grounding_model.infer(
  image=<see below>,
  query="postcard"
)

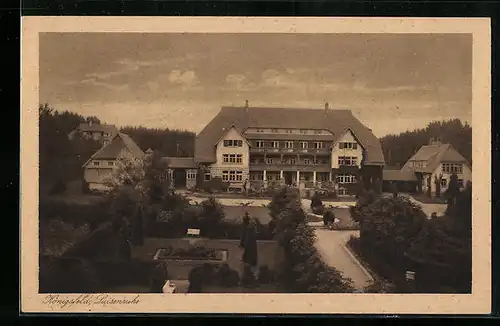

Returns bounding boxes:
[21,16,491,314]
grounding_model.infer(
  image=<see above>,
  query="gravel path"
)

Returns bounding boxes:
[314,229,373,289]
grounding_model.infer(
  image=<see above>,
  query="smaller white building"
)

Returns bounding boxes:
[82,132,145,192]
[400,138,471,194]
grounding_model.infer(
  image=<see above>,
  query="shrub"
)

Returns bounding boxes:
[215,263,240,287]
[258,265,274,284]
[241,264,257,287]
[323,210,335,226]
[310,192,323,208]
[200,177,229,193]
[187,265,205,293]
[199,197,225,236]
[269,187,354,293]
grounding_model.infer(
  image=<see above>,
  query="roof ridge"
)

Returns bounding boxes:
[221,105,352,112]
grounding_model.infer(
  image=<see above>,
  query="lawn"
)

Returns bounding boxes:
[223,206,272,223]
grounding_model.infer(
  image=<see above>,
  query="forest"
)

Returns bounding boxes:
[38,103,195,194]
[119,126,195,157]
[379,119,472,167]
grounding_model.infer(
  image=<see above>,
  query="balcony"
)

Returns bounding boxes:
[249,163,331,172]
[250,147,330,155]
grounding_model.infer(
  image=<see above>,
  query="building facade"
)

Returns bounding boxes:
[194,104,385,194]
[398,138,472,194]
[82,132,145,192]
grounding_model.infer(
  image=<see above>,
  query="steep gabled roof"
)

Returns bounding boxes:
[82,132,145,167]
[402,143,469,173]
[331,127,366,150]
[214,125,251,147]
[195,106,385,165]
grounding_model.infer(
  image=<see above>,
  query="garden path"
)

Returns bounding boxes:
[313,229,373,290]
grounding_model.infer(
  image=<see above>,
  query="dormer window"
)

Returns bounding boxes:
[314,130,322,134]
[339,142,358,150]
[285,129,293,133]
[271,129,279,133]
[300,129,308,134]
[256,128,264,133]
[223,140,243,147]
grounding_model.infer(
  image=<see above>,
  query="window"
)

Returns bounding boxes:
[338,156,358,166]
[336,174,357,184]
[187,170,197,180]
[223,139,243,147]
[256,128,264,133]
[285,141,294,149]
[458,179,464,188]
[314,142,323,149]
[93,161,100,166]
[285,129,293,133]
[314,130,322,134]
[256,141,264,148]
[300,129,308,134]
[271,129,279,133]
[339,142,358,150]
[204,172,211,181]
[304,158,311,165]
[223,154,243,164]
[289,158,296,164]
[300,142,308,149]
[266,158,274,164]
[442,163,463,174]
[272,141,279,148]
[222,170,243,182]
[441,178,447,187]
[107,161,114,167]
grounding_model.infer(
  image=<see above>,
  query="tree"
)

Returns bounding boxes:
[359,196,427,264]
[39,103,101,193]
[426,175,432,197]
[242,220,259,267]
[445,173,460,206]
[434,174,441,198]
[120,125,195,157]
[198,197,225,236]
[380,119,472,167]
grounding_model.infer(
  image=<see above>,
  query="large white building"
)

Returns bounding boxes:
[194,103,385,194]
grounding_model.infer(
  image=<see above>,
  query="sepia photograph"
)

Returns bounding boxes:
[21,17,491,314]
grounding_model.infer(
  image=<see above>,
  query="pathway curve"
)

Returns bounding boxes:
[313,229,373,289]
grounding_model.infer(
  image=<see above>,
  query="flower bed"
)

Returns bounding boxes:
[154,246,222,261]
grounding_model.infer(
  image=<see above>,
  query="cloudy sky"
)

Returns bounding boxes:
[39,33,472,137]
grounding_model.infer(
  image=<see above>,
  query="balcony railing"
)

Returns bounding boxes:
[250,147,330,154]
[249,163,331,172]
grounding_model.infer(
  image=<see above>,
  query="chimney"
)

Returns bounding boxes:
[324,101,329,110]
[244,100,249,112]
[88,120,93,126]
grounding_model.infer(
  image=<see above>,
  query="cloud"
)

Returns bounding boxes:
[225,74,257,91]
[64,78,129,92]
[168,69,200,87]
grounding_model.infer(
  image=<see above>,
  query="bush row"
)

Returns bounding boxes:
[269,187,354,293]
